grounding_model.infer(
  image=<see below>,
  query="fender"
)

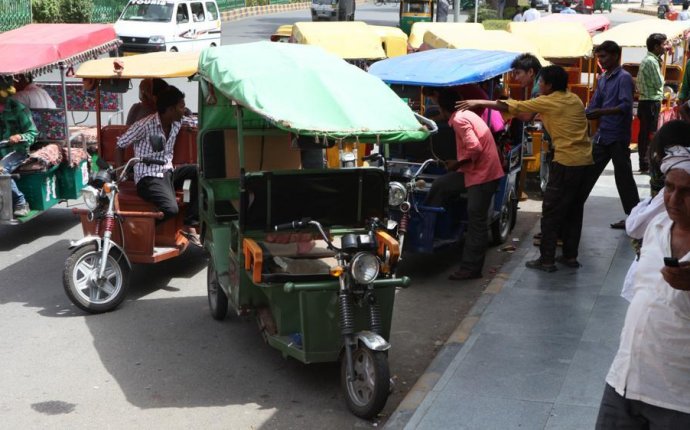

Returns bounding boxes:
[356,330,391,351]
[68,236,132,270]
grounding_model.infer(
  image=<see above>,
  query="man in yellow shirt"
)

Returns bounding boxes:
[457,65,593,272]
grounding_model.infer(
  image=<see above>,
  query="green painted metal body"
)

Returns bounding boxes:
[400,15,430,36]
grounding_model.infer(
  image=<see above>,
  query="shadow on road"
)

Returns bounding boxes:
[0,208,80,251]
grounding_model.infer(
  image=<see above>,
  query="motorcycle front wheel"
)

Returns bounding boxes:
[341,344,390,419]
[63,244,130,314]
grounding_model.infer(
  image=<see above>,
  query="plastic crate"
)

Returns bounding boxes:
[16,165,60,210]
[57,160,89,200]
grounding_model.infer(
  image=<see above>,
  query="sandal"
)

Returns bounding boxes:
[525,258,557,273]
[556,256,581,268]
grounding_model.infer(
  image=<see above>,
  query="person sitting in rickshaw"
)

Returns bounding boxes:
[12,75,57,109]
[126,78,169,126]
[425,90,505,281]
[0,76,38,218]
[116,85,199,228]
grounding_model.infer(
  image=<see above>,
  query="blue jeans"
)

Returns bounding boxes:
[0,151,28,206]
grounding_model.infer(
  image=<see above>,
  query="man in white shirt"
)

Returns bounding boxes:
[679,1,690,20]
[595,146,690,428]
[522,1,541,21]
[12,75,57,109]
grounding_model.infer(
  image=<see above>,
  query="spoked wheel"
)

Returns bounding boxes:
[341,345,390,419]
[63,244,129,313]
[207,261,228,320]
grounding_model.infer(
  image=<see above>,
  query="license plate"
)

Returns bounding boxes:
[123,52,137,56]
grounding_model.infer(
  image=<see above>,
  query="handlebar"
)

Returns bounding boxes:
[274,218,339,251]
[414,113,438,134]
[116,155,166,183]
[0,139,27,148]
[142,157,166,166]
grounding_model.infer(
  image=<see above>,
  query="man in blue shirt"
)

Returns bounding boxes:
[584,40,640,229]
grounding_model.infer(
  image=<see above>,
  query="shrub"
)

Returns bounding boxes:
[60,0,93,23]
[32,0,62,23]
[482,19,511,30]
[476,6,498,22]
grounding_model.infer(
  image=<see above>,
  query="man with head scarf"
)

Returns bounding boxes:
[0,76,38,217]
[596,144,690,428]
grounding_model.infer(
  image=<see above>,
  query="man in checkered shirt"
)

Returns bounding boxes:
[116,85,198,226]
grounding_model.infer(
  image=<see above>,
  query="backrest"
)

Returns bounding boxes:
[31,109,67,142]
[100,124,198,167]
[243,169,387,231]
[39,83,121,112]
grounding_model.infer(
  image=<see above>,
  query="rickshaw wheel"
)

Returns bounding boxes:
[491,192,515,245]
[63,244,130,314]
[341,344,390,419]
[207,261,228,320]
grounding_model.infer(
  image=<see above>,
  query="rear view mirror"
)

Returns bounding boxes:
[149,134,165,152]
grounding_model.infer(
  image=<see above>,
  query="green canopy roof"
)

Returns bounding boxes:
[198,42,430,142]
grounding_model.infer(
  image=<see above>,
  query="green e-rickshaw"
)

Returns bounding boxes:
[399,0,434,35]
[196,42,431,418]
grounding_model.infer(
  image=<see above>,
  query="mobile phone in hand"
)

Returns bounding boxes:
[664,257,680,267]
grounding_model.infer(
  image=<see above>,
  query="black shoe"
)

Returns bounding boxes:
[180,230,202,247]
[556,256,581,268]
[610,219,626,230]
[448,269,482,281]
[525,258,557,272]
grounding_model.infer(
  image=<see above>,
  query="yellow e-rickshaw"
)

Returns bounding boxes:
[407,22,483,51]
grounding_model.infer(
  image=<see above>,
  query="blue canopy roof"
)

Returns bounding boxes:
[368,48,519,87]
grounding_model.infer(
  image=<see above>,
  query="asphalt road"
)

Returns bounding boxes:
[1,5,647,429]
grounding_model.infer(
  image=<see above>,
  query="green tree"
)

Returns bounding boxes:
[60,0,93,23]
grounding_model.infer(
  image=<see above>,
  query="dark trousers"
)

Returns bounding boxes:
[136,165,198,222]
[596,384,690,430]
[583,141,640,215]
[540,162,589,263]
[636,100,661,171]
[426,172,499,273]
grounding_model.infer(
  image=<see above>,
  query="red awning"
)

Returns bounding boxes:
[0,24,120,76]
[539,14,611,35]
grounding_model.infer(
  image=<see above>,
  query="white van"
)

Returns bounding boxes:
[115,0,222,55]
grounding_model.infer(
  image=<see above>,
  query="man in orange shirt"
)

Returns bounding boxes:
[426,90,505,280]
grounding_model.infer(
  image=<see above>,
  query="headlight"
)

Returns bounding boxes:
[148,35,165,44]
[350,252,380,284]
[388,182,407,207]
[81,186,100,211]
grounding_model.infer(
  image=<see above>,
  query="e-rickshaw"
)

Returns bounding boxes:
[0,24,120,224]
[538,12,611,35]
[196,41,432,418]
[399,0,435,35]
[508,21,595,191]
[369,48,524,253]
[592,19,690,144]
[62,51,201,313]
[407,22,483,51]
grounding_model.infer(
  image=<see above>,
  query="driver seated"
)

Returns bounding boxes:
[116,85,199,227]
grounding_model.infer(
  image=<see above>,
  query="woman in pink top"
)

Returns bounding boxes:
[425,90,505,280]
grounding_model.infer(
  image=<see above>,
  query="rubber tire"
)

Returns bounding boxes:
[341,345,390,419]
[170,47,178,52]
[63,244,130,314]
[207,261,228,320]
[490,195,514,246]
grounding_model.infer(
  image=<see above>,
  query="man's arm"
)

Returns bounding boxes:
[588,74,634,119]
[10,104,38,150]
[456,99,508,113]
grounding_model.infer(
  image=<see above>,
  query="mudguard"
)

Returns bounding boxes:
[356,330,391,351]
[68,235,132,270]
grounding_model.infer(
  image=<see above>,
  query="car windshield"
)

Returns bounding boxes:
[121,0,174,22]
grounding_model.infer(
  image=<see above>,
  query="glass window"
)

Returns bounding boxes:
[205,2,219,20]
[121,1,174,22]
[191,2,205,22]
[176,3,189,23]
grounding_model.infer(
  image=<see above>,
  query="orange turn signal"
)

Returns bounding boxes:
[103,183,112,193]
[330,266,344,277]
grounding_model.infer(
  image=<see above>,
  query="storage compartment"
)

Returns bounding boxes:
[57,160,89,200]
[16,165,60,210]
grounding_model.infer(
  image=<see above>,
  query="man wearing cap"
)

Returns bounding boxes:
[596,145,690,428]
[0,76,38,218]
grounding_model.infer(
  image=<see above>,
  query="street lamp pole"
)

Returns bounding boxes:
[474,0,479,22]
[454,0,460,21]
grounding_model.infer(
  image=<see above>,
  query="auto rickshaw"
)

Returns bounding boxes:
[62,51,201,313]
[538,13,610,35]
[196,41,432,418]
[399,0,434,35]
[407,22,483,51]
[508,21,595,191]
[0,24,121,224]
[369,48,523,253]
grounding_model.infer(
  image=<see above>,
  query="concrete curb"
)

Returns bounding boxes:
[627,7,659,15]
[220,2,310,22]
[383,224,540,429]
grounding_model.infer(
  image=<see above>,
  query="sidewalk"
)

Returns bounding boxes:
[385,161,650,429]
[612,0,663,16]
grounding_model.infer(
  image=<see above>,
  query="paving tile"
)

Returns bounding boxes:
[441,332,580,402]
[475,288,598,339]
[556,340,618,407]
[581,296,628,344]
[545,403,599,430]
[414,391,551,430]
